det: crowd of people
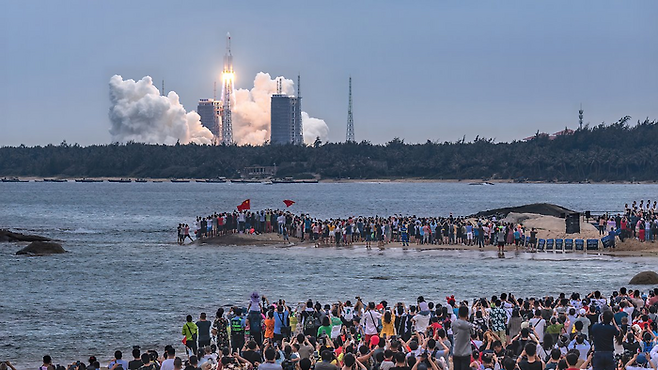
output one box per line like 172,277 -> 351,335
184,198 -> 658,253
593,201 -> 658,242
185,209 -> 545,254
35,287 -> 658,370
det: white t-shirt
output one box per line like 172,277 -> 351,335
361,310 -> 382,335
529,318 -> 546,342
413,313 -> 431,334
343,306 -> 354,321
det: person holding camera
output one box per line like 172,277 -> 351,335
452,306 -> 474,370
0,361 -> 17,370
590,310 -> 620,370
624,353 -> 656,370
183,315 -> 199,358
361,302 -> 382,345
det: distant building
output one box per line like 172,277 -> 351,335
270,93 -> 303,145
197,99 -> 221,139
241,165 -> 277,178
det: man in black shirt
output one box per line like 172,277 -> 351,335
590,310 -> 619,370
241,341 -> 263,366
390,352 -> 410,370
128,348 -> 143,370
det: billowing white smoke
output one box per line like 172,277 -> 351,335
108,75 -> 214,145
233,72 -> 329,145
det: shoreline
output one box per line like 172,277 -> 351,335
2,176 -> 658,185
200,233 -> 658,257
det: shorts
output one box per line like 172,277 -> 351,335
467,232 -> 473,240
494,330 -> 507,344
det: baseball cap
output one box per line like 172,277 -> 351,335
579,308 -> 586,315
637,353 -> 647,364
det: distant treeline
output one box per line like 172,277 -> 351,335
2,117 -> 658,182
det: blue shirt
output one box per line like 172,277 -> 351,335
273,310 -> 289,334
108,360 -> 129,370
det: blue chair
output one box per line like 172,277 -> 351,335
538,239 -> 545,251
555,239 -> 563,251
586,239 -> 599,251
546,239 -> 554,251
564,239 -> 574,251
575,239 -> 584,251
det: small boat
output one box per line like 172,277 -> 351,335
299,179 -> 319,183
108,178 -> 132,183
170,179 -> 190,183
230,179 -> 260,184
152,180 -> 163,183
262,180 -> 273,185
44,178 -> 68,182
1,177 -> 29,182
75,178 -> 104,183
204,178 -> 227,183
135,179 -> 148,183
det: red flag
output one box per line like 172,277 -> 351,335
283,199 -> 295,207
237,199 -> 250,211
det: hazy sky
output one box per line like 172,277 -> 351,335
1,1 -> 657,146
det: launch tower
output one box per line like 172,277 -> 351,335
346,77 -> 355,142
220,32 -> 234,145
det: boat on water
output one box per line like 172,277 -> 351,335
152,180 -> 163,183
108,178 -> 132,183
44,178 -> 68,182
134,179 -> 148,183
262,180 -> 273,185
1,177 -> 29,182
300,179 -> 319,183
75,178 -> 104,183
170,179 -> 190,183
230,179 -> 261,184
204,178 -> 227,183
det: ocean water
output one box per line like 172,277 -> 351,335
1,181 -> 657,368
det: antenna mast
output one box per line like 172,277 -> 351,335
579,103 -> 584,130
346,76 -> 355,142
161,80 -> 165,96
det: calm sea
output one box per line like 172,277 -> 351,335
1,182 -> 657,368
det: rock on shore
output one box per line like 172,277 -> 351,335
472,203 -> 576,218
16,241 -> 67,256
629,271 -> 658,285
0,229 -> 51,242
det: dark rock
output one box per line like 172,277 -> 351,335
16,241 -> 67,256
472,203 -> 576,219
629,271 -> 658,285
0,229 -> 51,242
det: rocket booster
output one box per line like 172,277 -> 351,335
224,32 -> 233,72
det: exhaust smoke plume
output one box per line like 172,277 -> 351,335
108,75 -> 214,145
108,73 -> 329,146
233,72 -> 329,145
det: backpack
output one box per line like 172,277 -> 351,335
303,312 -> 317,332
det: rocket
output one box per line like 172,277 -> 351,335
224,32 -> 233,72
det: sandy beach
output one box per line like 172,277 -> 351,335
200,226 -> 658,257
